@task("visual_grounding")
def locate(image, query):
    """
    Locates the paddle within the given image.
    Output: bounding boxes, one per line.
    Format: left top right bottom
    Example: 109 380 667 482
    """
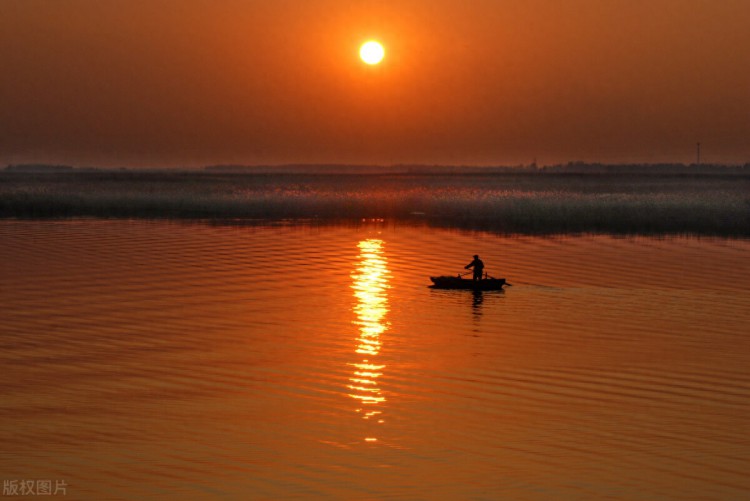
486 273 512 286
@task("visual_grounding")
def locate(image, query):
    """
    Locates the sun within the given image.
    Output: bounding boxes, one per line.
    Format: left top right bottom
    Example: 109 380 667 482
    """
360 41 385 65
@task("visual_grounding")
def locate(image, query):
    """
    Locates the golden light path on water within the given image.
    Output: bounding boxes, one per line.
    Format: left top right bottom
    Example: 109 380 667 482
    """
349 239 390 442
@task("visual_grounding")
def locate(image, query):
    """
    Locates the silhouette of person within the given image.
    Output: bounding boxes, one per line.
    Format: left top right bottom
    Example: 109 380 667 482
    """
465 254 485 281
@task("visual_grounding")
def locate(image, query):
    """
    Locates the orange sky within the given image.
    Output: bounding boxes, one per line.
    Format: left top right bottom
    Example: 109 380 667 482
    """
2 0 749 167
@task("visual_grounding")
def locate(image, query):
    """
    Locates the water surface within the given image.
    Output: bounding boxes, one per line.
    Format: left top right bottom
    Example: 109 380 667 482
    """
1 221 749 499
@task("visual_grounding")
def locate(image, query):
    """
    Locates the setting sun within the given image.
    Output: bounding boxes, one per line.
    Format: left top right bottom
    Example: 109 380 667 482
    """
359 41 385 65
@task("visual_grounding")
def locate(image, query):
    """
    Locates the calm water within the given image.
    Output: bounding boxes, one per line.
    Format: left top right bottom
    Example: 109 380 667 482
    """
1 220 749 500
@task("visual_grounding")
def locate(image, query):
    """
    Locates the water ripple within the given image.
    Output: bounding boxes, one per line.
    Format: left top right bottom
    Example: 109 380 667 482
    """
0 221 748 499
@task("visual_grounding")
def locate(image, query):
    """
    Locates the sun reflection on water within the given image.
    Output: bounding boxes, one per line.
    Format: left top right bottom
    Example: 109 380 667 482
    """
348 239 390 436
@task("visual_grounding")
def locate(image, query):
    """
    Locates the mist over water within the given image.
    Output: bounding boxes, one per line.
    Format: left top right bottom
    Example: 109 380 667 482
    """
1 169 748 235
1 220 748 499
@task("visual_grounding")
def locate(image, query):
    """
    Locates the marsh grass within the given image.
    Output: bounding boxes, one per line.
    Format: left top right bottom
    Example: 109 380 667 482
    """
1 170 748 235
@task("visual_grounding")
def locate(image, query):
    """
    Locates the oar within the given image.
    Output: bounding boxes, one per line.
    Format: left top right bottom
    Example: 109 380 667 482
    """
486 273 512 286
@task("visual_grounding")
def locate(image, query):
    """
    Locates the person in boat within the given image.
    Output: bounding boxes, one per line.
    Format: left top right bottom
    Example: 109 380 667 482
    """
465 254 485 281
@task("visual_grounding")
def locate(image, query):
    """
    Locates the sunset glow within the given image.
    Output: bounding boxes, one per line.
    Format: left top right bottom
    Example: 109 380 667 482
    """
3 1 750 497
1 1 749 167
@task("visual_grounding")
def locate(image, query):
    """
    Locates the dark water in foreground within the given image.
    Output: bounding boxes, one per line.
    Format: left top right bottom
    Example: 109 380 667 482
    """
1 221 749 499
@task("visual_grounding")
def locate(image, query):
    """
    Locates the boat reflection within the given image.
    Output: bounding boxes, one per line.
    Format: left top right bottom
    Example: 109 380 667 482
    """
428 287 504 324
348 239 390 439
471 290 484 319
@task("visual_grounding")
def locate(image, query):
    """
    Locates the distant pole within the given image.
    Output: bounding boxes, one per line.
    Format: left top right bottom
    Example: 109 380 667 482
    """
696 142 701 166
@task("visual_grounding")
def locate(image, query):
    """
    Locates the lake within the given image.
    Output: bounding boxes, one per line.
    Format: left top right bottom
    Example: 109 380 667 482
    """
1 220 749 499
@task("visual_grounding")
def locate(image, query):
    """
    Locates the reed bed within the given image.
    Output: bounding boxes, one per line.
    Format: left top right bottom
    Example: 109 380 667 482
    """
1 171 748 235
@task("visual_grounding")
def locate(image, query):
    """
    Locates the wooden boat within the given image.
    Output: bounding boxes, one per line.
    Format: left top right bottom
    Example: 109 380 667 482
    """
430 276 506 291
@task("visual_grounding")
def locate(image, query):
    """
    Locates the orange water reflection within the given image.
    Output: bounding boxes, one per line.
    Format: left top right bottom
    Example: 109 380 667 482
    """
348 239 390 438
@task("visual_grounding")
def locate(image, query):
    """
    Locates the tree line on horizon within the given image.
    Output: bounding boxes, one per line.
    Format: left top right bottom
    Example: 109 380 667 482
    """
4 162 750 175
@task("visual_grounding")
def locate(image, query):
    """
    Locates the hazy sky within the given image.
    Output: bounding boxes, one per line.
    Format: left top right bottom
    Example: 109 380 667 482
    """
2 0 749 167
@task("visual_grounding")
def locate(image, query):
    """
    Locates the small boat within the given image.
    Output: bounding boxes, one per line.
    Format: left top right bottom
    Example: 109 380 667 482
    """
430 276 506 291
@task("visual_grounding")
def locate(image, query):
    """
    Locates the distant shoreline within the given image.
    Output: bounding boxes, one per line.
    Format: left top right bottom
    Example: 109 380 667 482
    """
5 162 750 176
